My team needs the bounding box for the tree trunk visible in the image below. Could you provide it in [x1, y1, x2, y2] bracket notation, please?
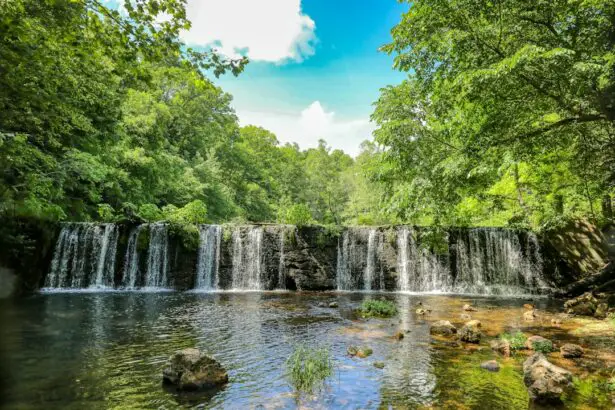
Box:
[601, 194, 612, 220]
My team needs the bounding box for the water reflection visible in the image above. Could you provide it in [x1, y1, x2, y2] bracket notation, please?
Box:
[0, 292, 604, 409]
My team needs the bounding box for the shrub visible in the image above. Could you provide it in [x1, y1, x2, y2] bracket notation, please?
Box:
[137, 203, 163, 222]
[277, 202, 313, 227]
[531, 340, 554, 353]
[500, 331, 527, 350]
[286, 344, 333, 392]
[360, 299, 397, 318]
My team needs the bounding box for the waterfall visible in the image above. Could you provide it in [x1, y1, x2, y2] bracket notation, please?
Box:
[277, 227, 288, 289]
[122, 225, 144, 289]
[144, 223, 169, 288]
[454, 228, 546, 295]
[231, 226, 263, 290]
[91, 224, 119, 288]
[336, 231, 352, 290]
[44, 223, 119, 289]
[363, 229, 377, 291]
[195, 225, 222, 290]
[397, 227, 451, 293]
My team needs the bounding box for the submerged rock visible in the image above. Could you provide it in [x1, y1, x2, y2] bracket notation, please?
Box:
[373, 361, 385, 369]
[162, 348, 228, 391]
[459, 320, 482, 343]
[329, 301, 339, 308]
[460, 313, 472, 320]
[480, 360, 500, 372]
[523, 303, 535, 310]
[551, 317, 563, 326]
[393, 331, 404, 340]
[564, 292, 597, 316]
[523, 353, 573, 403]
[524, 310, 536, 321]
[416, 308, 428, 315]
[490, 340, 511, 357]
[430, 320, 457, 336]
[560, 343, 584, 358]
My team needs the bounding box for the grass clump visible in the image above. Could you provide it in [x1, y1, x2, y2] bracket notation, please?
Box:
[359, 299, 397, 318]
[286, 344, 333, 392]
[500, 331, 527, 350]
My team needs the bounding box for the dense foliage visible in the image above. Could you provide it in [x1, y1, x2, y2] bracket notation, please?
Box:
[2, 0, 614, 237]
[372, 0, 615, 229]
[359, 299, 398, 318]
[0, 0, 375, 230]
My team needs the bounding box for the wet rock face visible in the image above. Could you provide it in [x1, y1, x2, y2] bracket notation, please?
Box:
[459, 320, 482, 343]
[162, 348, 228, 391]
[560, 343, 584, 358]
[430, 320, 457, 336]
[523, 353, 573, 403]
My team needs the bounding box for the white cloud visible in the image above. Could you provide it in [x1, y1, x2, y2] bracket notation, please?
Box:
[181, 0, 316, 63]
[237, 101, 374, 157]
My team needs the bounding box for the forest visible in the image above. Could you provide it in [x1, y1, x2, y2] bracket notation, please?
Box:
[1, 0, 614, 237]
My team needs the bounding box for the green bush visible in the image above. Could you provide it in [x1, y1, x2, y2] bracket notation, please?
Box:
[286, 344, 333, 392]
[137, 203, 163, 222]
[359, 299, 397, 318]
[500, 331, 527, 350]
[531, 340, 554, 353]
[278, 203, 313, 227]
[164, 200, 208, 224]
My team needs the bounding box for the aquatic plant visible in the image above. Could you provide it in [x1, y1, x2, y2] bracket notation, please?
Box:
[359, 299, 397, 318]
[500, 332, 527, 350]
[286, 344, 333, 392]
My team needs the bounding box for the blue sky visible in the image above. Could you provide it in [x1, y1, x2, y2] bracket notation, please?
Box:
[176, 0, 408, 155]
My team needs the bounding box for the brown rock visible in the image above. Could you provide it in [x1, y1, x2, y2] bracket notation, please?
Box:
[523, 353, 573, 403]
[594, 303, 608, 319]
[481, 360, 500, 372]
[490, 339, 511, 357]
[393, 331, 404, 340]
[462, 303, 477, 312]
[459, 320, 482, 343]
[564, 292, 597, 316]
[162, 348, 228, 391]
[524, 303, 535, 310]
[430, 320, 457, 336]
[560, 343, 584, 358]
[525, 335, 553, 351]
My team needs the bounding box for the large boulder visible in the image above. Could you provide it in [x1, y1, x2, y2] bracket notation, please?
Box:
[564, 292, 598, 316]
[430, 320, 457, 336]
[560, 343, 584, 358]
[459, 320, 482, 343]
[523, 353, 573, 403]
[162, 348, 228, 391]
[594, 303, 608, 319]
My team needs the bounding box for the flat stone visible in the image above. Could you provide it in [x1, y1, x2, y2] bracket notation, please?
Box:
[481, 360, 500, 372]
[560, 343, 584, 358]
[329, 301, 338, 308]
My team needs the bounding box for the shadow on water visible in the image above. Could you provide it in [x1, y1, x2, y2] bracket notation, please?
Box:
[0, 291, 613, 409]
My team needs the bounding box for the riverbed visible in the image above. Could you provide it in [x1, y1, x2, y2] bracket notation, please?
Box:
[1, 292, 613, 409]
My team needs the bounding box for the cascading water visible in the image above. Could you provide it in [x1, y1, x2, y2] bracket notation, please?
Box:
[144, 223, 169, 288]
[397, 227, 451, 293]
[122, 225, 144, 289]
[363, 229, 379, 291]
[195, 225, 222, 290]
[277, 227, 288, 289]
[44, 223, 119, 289]
[454, 228, 546, 295]
[336, 231, 353, 290]
[231, 226, 263, 290]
